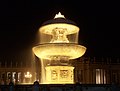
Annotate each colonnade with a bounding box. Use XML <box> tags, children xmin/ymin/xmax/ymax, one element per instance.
<box><xmin>0</xmin><ymin>70</ymin><xmax>34</xmax><ymax>84</ymax></box>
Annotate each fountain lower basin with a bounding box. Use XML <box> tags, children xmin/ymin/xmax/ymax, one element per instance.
<box><xmin>32</xmin><ymin>43</ymin><xmax>86</xmax><ymax>60</ymax></box>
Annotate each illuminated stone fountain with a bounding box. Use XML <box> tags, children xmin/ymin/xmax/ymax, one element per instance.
<box><xmin>32</xmin><ymin>12</ymin><xmax>86</xmax><ymax>84</ymax></box>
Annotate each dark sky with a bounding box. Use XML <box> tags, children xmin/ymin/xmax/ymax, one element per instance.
<box><xmin>0</xmin><ymin>1</ymin><xmax>120</xmax><ymax>63</ymax></box>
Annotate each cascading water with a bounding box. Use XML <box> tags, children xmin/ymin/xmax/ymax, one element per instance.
<box><xmin>40</xmin><ymin>59</ymin><xmax>46</xmax><ymax>84</ymax></box>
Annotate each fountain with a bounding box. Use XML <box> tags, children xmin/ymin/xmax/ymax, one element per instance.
<box><xmin>32</xmin><ymin>12</ymin><xmax>86</xmax><ymax>84</ymax></box>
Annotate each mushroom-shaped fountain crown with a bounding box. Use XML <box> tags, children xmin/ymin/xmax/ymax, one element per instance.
<box><xmin>41</xmin><ymin>12</ymin><xmax>77</xmax><ymax>26</ymax></box>
<box><xmin>33</xmin><ymin>12</ymin><xmax>86</xmax><ymax>60</ymax></box>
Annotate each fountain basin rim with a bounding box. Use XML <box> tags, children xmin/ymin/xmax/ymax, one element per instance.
<box><xmin>33</xmin><ymin>43</ymin><xmax>86</xmax><ymax>60</ymax></box>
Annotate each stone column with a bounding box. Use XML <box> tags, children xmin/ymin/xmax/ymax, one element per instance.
<box><xmin>15</xmin><ymin>72</ymin><xmax>18</xmax><ymax>84</ymax></box>
<box><xmin>10</xmin><ymin>72</ymin><xmax>13</xmax><ymax>82</ymax></box>
<box><xmin>74</xmin><ymin>67</ymin><xmax>78</xmax><ymax>83</ymax></box>
<box><xmin>21</xmin><ymin>72</ymin><xmax>24</xmax><ymax>83</ymax></box>
<box><xmin>0</xmin><ymin>62</ymin><xmax>1</xmax><ymax>67</ymax></box>
<box><xmin>92</xmin><ymin>69</ymin><xmax>96</xmax><ymax>84</ymax></box>
<box><xmin>89</xmin><ymin>69</ymin><xmax>92</xmax><ymax>84</ymax></box>
<box><xmin>5</xmin><ymin>72</ymin><xmax>7</xmax><ymax>84</ymax></box>
<box><xmin>83</xmin><ymin>63</ymin><xmax>87</xmax><ymax>84</ymax></box>
<box><xmin>106</xmin><ymin>70</ymin><xmax>110</xmax><ymax>84</ymax></box>
<box><xmin>0</xmin><ymin>72</ymin><xmax>1</xmax><ymax>84</ymax></box>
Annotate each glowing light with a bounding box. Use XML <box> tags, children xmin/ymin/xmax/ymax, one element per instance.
<box><xmin>25</xmin><ymin>72</ymin><xmax>32</xmax><ymax>78</ymax></box>
<box><xmin>54</xmin><ymin>12</ymin><xmax>65</xmax><ymax>19</ymax></box>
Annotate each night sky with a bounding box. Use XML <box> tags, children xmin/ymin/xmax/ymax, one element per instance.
<box><xmin>0</xmin><ymin>1</ymin><xmax>120</xmax><ymax>63</ymax></box>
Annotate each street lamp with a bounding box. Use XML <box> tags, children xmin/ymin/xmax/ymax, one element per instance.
<box><xmin>25</xmin><ymin>72</ymin><xmax>32</xmax><ymax>78</ymax></box>
<box><xmin>24</xmin><ymin>72</ymin><xmax>32</xmax><ymax>83</ymax></box>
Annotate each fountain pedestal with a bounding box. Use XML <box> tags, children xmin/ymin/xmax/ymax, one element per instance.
<box><xmin>45</xmin><ymin>66</ymin><xmax>74</xmax><ymax>84</ymax></box>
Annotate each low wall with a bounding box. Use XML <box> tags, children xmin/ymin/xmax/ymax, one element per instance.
<box><xmin>0</xmin><ymin>84</ymin><xmax>120</xmax><ymax>91</ymax></box>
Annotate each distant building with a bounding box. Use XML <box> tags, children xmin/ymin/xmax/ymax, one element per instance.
<box><xmin>0</xmin><ymin>57</ymin><xmax>120</xmax><ymax>85</ymax></box>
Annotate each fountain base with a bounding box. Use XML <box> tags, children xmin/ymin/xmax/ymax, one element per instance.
<box><xmin>45</xmin><ymin>66</ymin><xmax>74</xmax><ymax>84</ymax></box>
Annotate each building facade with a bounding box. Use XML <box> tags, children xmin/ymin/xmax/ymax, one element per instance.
<box><xmin>74</xmin><ymin>57</ymin><xmax>120</xmax><ymax>85</ymax></box>
<box><xmin>0</xmin><ymin>60</ymin><xmax>36</xmax><ymax>85</ymax></box>
<box><xmin>0</xmin><ymin>57</ymin><xmax>120</xmax><ymax>85</ymax></box>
